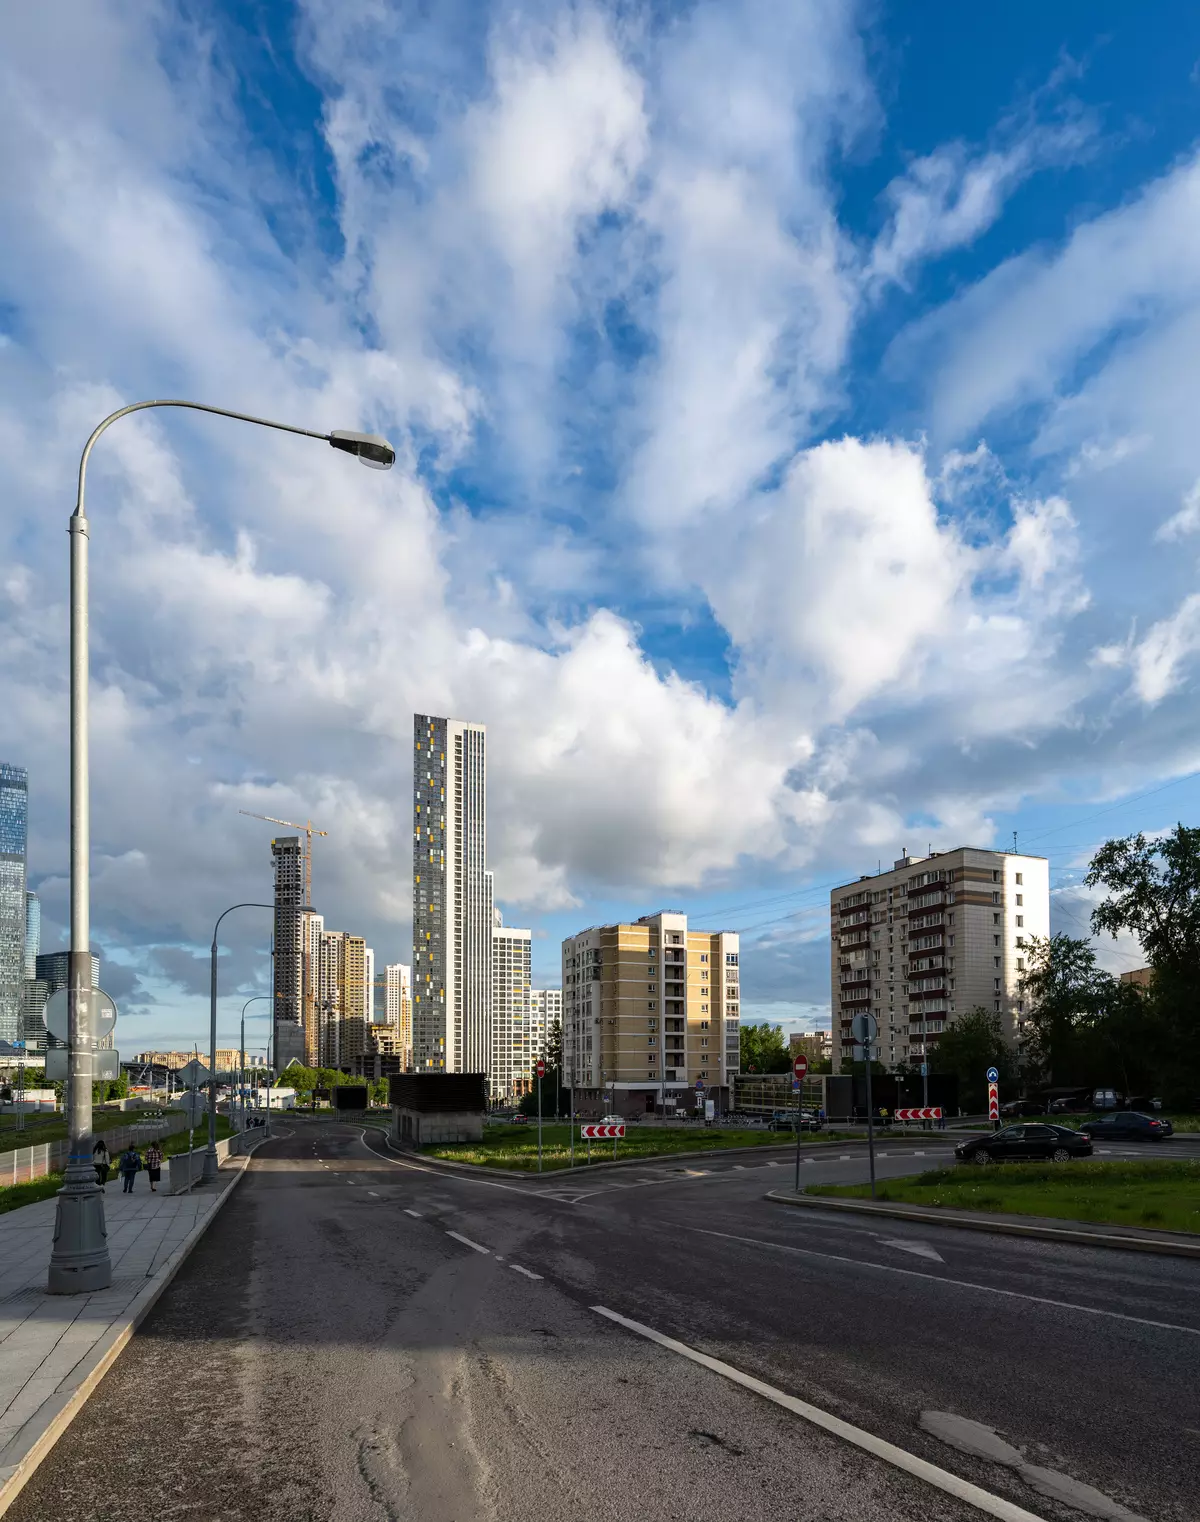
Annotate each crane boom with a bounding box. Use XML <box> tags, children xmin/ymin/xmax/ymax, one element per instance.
<box><xmin>239</xmin><ymin>809</ymin><xmax>328</xmax><ymax>905</ymax></box>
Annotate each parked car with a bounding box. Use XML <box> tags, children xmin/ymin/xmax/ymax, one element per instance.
<box><xmin>955</xmin><ymin>1123</ymin><xmax>1093</xmax><ymax>1165</ymax></box>
<box><xmin>769</xmin><ymin>1111</ymin><xmax>823</xmax><ymax>1133</ymax></box>
<box><xmin>599</xmin><ymin>1113</ymin><xmax>624</xmax><ymax>1124</ymax></box>
<box><xmin>1079</xmin><ymin>1111</ymin><xmax>1174</xmax><ymax>1143</ymax></box>
<box><xmin>999</xmin><ymin>1099</ymin><xmax>1047</xmax><ymax>1117</ymax></box>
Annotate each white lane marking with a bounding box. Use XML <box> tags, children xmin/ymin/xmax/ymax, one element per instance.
<box><xmin>767</xmin><ymin>1161</ymin><xmax>781</xmax><ymax>1167</ymax></box>
<box><xmin>839</xmin><ymin>1155</ymin><xmax>851</xmax><ymax>1160</ymax></box>
<box><xmin>732</xmin><ymin>1165</ymin><xmax>746</xmax><ymax>1171</ymax></box>
<box><xmin>356</xmin><ymin>1128</ymin><xmax>567</xmax><ymax>1200</ymax></box>
<box><xmin>879</xmin><ymin>1237</ymin><xmax>945</xmax><ymax>1263</ymax></box>
<box><xmin>914</xmin><ymin>1150</ymin><xmax>926</xmax><ymax>1156</ymax></box>
<box><xmin>403</xmin><ymin>1208</ymin><xmax>422</xmax><ymax>1218</ymax></box>
<box><xmin>446</xmin><ymin>1229</ymin><xmax>490</xmax><ymax>1255</ymax></box>
<box><xmin>591</xmin><ymin>1306</ymin><xmax>1050</xmax><ymax>1522</ymax></box>
<box><xmin>687</xmin><ymin>1227</ymin><xmax>1200</xmax><ymax>1338</ymax></box>
<box><xmin>368</xmin><ymin>1190</ymin><xmax>380</xmax><ymax>1197</ymax></box>
<box><xmin>511</xmin><ymin>1264</ymin><xmax>543</xmax><ymax>1280</ymax></box>
<box><xmin>877</xmin><ymin>1152</ymin><xmax>889</xmax><ymax>1158</ymax></box>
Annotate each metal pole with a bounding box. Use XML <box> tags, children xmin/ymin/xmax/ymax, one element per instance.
<box><xmin>569</xmin><ymin>1075</ymin><xmax>574</xmax><ymax>1169</ymax></box>
<box><xmin>865</xmin><ymin>1045</ymin><xmax>877</xmax><ymax>1201</ymax></box>
<box><xmin>48</xmin><ymin>511</ymin><xmax>111</xmax><ymax>1293</ymax></box>
<box><xmin>794</xmin><ymin>1076</ymin><xmax>803</xmax><ymax>1192</ymax></box>
<box><xmin>537</xmin><ymin>1070</ymin><xmax>543</xmax><ymax>1174</ymax></box>
<box><xmin>205</xmin><ymin>905</ymin><xmax>271</xmax><ymax>1182</ymax></box>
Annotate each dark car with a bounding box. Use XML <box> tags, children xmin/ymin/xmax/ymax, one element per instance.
<box><xmin>1079</xmin><ymin>1111</ymin><xmax>1174</xmax><ymax>1143</ymax></box>
<box><xmin>999</xmin><ymin>1099</ymin><xmax>1046</xmax><ymax>1118</ymax></box>
<box><xmin>955</xmin><ymin>1123</ymin><xmax>1093</xmax><ymax>1166</ymax></box>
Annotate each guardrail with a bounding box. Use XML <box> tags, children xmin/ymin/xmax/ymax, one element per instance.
<box><xmin>1</xmin><ymin>1111</ymin><xmax>191</xmax><ymax>1187</ymax></box>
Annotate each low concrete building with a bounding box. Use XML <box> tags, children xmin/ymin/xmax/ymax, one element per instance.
<box><xmin>389</xmin><ymin>1072</ymin><xmax>486</xmax><ymax>1146</ymax></box>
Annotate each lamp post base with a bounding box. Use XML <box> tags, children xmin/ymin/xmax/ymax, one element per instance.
<box><xmin>47</xmin><ymin>1176</ymin><xmax>111</xmax><ymax>1294</ymax></box>
<box><xmin>201</xmin><ymin>1147</ymin><xmax>219</xmax><ymax>1183</ymax></box>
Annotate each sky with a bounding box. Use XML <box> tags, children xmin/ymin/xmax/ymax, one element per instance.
<box><xmin>3</xmin><ymin>1</ymin><xmax>1200</xmax><ymax>1054</ymax></box>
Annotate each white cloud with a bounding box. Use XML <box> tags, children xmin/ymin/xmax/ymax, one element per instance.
<box><xmin>1097</xmin><ymin>594</ymin><xmax>1200</xmax><ymax>706</ymax></box>
<box><xmin>1155</xmin><ymin>477</ymin><xmax>1200</xmax><ymax>542</ymax></box>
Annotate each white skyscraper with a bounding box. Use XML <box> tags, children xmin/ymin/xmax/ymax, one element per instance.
<box><xmin>412</xmin><ymin>715</ymin><xmax>490</xmax><ymax>1073</ymax></box>
<box><xmin>491</xmin><ymin>925</ymin><xmax>532</xmax><ymax>1099</ymax></box>
<box><xmin>531</xmin><ymin>989</ymin><xmax>562</xmax><ymax>1065</ymax></box>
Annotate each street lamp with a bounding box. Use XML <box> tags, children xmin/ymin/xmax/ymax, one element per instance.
<box><xmin>48</xmin><ymin>400</ymin><xmax>394</xmax><ymax>1295</ymax></box>
<box><xmin>239</xmin><ymin>994</ymin><xmax>271</xmax><ymax>1130</ymax></box>
<box><xmin>205</xmin><ymin>904</ymin><xmax>272</xmax><ymax>1181</ymax></box>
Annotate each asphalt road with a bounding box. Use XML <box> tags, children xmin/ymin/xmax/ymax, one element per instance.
<box><xmin>11</xmin><ymin>1122</ymin><xmax>1198</xmax><ymax>1522</ymax></box>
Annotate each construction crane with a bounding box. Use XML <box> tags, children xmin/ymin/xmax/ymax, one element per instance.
<box><xmin>239</xmin><ymin>811</ymin><xmax>328</xmax><ymax>905</ymax></box>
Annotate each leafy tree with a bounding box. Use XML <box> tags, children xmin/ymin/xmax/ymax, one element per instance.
<box><xmin>1019</xmin><ymin>935</ymin><xmax>1115</xmax><ymax>1087</ymax></box>
<box><xmin>518</xmin><ymin>1065</ymin><xmax>568</xmax><ymax>1117</ymax></box>
<box><xmin>1087</xmin><ymin>826</ymin><xmax>1200</xmax><ymax>979</ymax></box>
<box><xmin>932</xmin><ymin>1007</ymin><xmax>1015</xmax><ymax>1111</ymax></box>
<box><xmin>738</xmin><ymin>1022</ymin><xmax>791</xmax><ymax>1073</ymax></box>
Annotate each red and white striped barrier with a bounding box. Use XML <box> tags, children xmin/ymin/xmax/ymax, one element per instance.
<box><xmin>988</xmin><ymin>1082</ymin><xmax>999</xmax><ymax>1122</ymax></box>
<box><xmin>580</xmin><ymin>1123</ymin><xmax>625</xmax><ymax>1139</ymax></box>
<box><xmin>894</xmin><ymin>1107</ymin><xmax>943</xmax><ymax>1122</ymax></box>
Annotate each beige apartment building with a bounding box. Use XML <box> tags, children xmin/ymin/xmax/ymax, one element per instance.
<box><xmin>315</xmin><ymin>929</ymin><xmax>369</xmax><ymax>1069</ymax></box>
<box><xmin>830</xmin><ymin>848</ymin><xmax>1049</xmax><ymax>1072</ymax></box>
<box><xmin>789</xmin><ymin>1030</ymin><xmax>832</xmax><ymax>1065</ymax></box>
<box><xmin>562</xmin><ymin>911</ymin><xmax>740</xmax><ymax>1115</ymax></box>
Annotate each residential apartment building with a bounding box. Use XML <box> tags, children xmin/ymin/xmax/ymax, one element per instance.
<box><xmin>132</xmin><ymin>1050</ymin><xmax>267</xmax><ymax>1071</ymax></box>
<box><xmin>829</xmin><ymin>848</ymin><xmax>1050</xmax><ymax>1072</ymax></box>
<box><xmin>561</xmin><ymin>911</ymin><xmax>741</xmax><ymax>1115</ymax></box>
<box><xmin>491</xmin><ymin>925</ymin><xmax>532</xmax><ymax>1099</ymax></box>
<box><xmin>412</xmin><ymin>715</ymin><xmax>490</xmax><ymax>1074</ymax></box>
<box><xmin>382</xmin><ymin>962</ymin><xmax>413</xmax><ymax>1067</ymax></box>
<box><xmin>315</xmin><ymin>929</ymin><xmax>369</xmax><ymax>1069</ymax></box>
<box><xmin>789</xmin><ymin>1030</ymin><xmax>831</xmax><ymax>1065</ymax></box>
<box><xmin>531</xmin><ymin>989</ymin><xmax>562</xmax><ymax>1066</ymax></box>
<box><xmin>0</xmin><ymin>763</ymin><xmax>28</xmax><ymax>1044</ymax></box>
<box><xmin>270</xmin><ymin>835</ymin><xmax>312</xmax><ymax>1070</ymax></box>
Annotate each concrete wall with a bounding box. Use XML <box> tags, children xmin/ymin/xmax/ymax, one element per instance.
<box><xmin>391</xmin><ymin>1106</ymin><xmax>483</xmax><ymax>1146</ymax></box>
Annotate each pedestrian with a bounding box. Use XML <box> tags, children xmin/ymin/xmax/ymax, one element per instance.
<box><xmin>92</xmin><ymin>1137</ymin><xmax>110</xmax><ymax>1189</ymax></box>
<box><xmin>145</xmin><ymin>1141</ymin><xmax>163</xmax><ymax>1193</ymax></box>
<box><xmin>118</xmin><ymin>1143</ymin><xmax>142</xmax><ymax>1194</ymax></box>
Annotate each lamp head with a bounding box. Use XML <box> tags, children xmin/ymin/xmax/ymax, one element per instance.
<box><xmin>328</xmin><ymin>429</ymin><xmax>396</xmax><ymax>470</ymax></box>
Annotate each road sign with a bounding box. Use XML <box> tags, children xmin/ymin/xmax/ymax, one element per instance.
<box><xmin>44</xmin><ymin>1048</ymin><xmax>119</xmax><ymax>1083</ymax></box>
<box><xmin>920</xmin><ymin>1062</ymin><xmax>929</xmax><ymax>1078</ymax></box>
<box><xmin>535</xmin><ymin>1059</ymin><xmax>545</xmax><ymax>1078</ymax></box>
<box><xmin>986</xmin><ymin>1066</ymin><xmax>999</xmax><ymax>1083</ymax></box>
<box><xmin>850</xmin><ymin>1013</ymin><xmax>878</xmax><ymax>1043</ymax></box>
<box><xmin>580</xmin><ymin>1123</ymin><xmax>624</xmax><ymax>1139</ymax></box>
<box><xmin>894</xmin><ymin>1107</ymin><xmax>943</xmax><ymax>1122</ymax></box>
<box><xmin>851</xmin><ymin>1044</ymin><xmax>874</xmax><ymax>1062</ymax></box>
<box><xmin>176</xmin><ymin>1089</ymin><xmax>207</xmax><ymax>1124</ymax></box>
<box><xmin>988</xmin><ymin>1081</ymin><xmax>999</xmax><ymax>1122</ymax></box>
<box><xmin>44</xmin><ymin>987</ymin><xmax>117</xmax><ymax>1044</ymax></box>
<box><xmin>695</xmin><ymin>1079</ymin><xmax>705</xmax><ymax>1090</ymax></box>
<box><xmin>178</xmin><ymin>1059</ymin><xmax>212</xmax><ymax>1088</ymax></box>
<box><xmin>793</xmin><ymin>1053</ymin><xmax>809</xmax><ymax>1080</ymax></box>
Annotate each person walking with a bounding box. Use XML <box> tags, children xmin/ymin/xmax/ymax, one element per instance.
<box><xmin>145</xmin><ymin>1141</ymin><xmax>163</xmax><ymax>1193</ymax></box>
<box><xmin>118</xmin><ymin>1143</ymin><xmax>142</xmax><ymax>1194</ymax></box>
<box><xmin>92</xmin><ymin>1137</ymin><xmax>110</xmax><ymax>1189</ymax></box>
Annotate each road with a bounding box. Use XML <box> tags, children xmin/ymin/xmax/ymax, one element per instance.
<box><xmin>11</xmin><ymin>1122</ymin><xmax>1197</xmax><ymax>1522</ymax></box>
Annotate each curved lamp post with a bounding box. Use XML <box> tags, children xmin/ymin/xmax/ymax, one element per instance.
<box><xmin>240</xmin><ymin>994</ymin><xmax>271</xmax><ymax>1128</ymax></box>
<box><xmin>49</xmin><ymin>400</ymin><xmax>394</xmax><ymax>1294</ymax></box>
<box><xmin>205</xmin><ymin>905</ymin><xmax>273</xmax><ymax>1181</ymax></box>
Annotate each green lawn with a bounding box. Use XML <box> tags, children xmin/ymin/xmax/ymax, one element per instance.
<box><xmin>0</xmin><ymin>1106</ymin><xmax>188</xmax><ymax>1151</ymax></box>
<box><xmin>0</xmin><ymin>1116</ymin><xmax>236</xmax><ymax>1216</ymax></box>
<box><xmin>809</xmin><ymin>1159</ymin><xmax>1200</xmax><ymax>1235</ymax></box>
<box><xmin>422</xmin><ymin>1122</ymin><xmax>856</xmax><ymax>1172</ymax></box>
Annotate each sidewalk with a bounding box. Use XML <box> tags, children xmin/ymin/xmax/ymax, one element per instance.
<box><xmin>0</xmin><ymin>1160</ymin><xmax>250</xmax><ymax>1514</ymax></box>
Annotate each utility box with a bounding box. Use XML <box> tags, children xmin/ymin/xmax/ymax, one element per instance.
<box><xmin>333</xmin><ymin>1084</ymin><xmax>369</xmax><ymax>1111</ymax></box>
<box><xmin>389</xmin><ymin>1073</ymin><xmax>486</xmax><ymax>1146</ymax></box>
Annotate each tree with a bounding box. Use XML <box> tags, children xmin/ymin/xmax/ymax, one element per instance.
<box><xmin>739</xmin><ymin>1023</ymin><xmax>791</xmax><ymax>1073</ymax></box>
<box><xmin>1019</xmin><ymin>935</ymin><xmax>1116</xmax><ymax>1088</ymax></box>
<box><xmin>1086</xmin><ymin>826</ymin><xmax>1200</xmax><ymax>980</ymax></box>
<box><xmin>932</xmin><ymin>1007</ymin><xmax>1015</xmax><ymax>1111</ymax></box>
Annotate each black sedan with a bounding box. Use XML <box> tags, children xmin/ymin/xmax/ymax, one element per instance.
<box><xmin>1079</xmin><ymin>1111</ymin><xmax>1174</xmax><ymax>1143</ymax></box>
<box><xmin>955</xmin><ymin>1123</ymin><xmax>1093</xmax><ymax>1165</ymax></box>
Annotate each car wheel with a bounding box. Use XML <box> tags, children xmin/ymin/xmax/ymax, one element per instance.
<box><xmin>970</xmin><ymin>1148</ymin><xmax>991</xmax><ymax>1165</ymax></box>
<box><xmin>1051</xmin><ymin>1147</ymin><xmax>1071</xmax><ymax>1163</ymax></box>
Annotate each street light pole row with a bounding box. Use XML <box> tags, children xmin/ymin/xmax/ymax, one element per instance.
<box><xmin>48</xmin><ymin>400</ymin><xmax>394</xmax><ymax>1295</ymax></box>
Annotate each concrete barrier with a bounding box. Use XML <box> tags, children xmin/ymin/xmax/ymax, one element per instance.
<box><xmin>165</xmin><ymin>1132</ymin><xmax>249</xmax><ymax>1194</ymax></box>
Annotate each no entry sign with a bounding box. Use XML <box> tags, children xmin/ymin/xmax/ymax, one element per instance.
<box><xmin>536</xmin><ymin>1059</ymin><xmax>545</xmax><ymax>1078</ymax></box>
<box><xmin>792</xmin><ymin>1053</ymin><xmax>809</xmax><ymax>1080</ymax></box>
<box><xmin>894</xmin><ymin>1107</ymin><xmax>942</xmax><ymax>1122</ymax></box>
<box><xmin>580</xmin><ymin>1123</ymin><xmax>624</xmax><ymax>1139</ymax></box>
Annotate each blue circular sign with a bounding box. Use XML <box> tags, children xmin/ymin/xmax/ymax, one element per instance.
<box><xmin>986</xmin><ymin>1066</ymin><xmax>999</xmax><ymax>1083</ymax></box>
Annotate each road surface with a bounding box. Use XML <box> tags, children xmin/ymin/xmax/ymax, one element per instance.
<box><xmin>11</xmin><ymin>1121</ymin><xmax>1196</xmax><ymax>1522</ymax></box>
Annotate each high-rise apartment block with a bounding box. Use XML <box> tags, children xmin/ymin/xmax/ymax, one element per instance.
<box><xmin>270</xmin><ymin>835</ymin><xmax>312</xmax><ymax>1070</ymax></box>
<box><xmin>0</xmin><ymin>763</ymin><xmax>29</xmax><ymax>1044</ymax></box>
<box><xmin>383</xmin><ymin>962</ymin><xmax>412</xmax><ymax>1067</ymax></box>
<box><xmin>531</xmin><ymin>989</ymin><xmax>562</xmax><ymax>1066</ymax></box>
<box><xmin>490</xmin><ymin>925</ymin><xmax>531</xmax><ymax>1099</ymax></box>
<box><xmin>829</xmin><ymin>848</ymin><xmax>1049</xmax><ymax>1072</ymax></box>
<box><xmin>34</xmin><ymin>951</ymin><xmax>100</xmax><ymax>992</ymax></box>
<box><xmin>562</xmin><ymin>911</ymin><xmax>741</xmax><ymax>1114</ymax></box>
<box><xmin>412</xmin><ymin>716</ymin><xmax>490</xmax><ymax>1073</ymax></box>
<box><xmin>315</xmin><ymin>929</ymin><xmax>369</xmax><ymax>1068</ymax></box>
<box><xmin>23</xmin><ymin>891</ymin><xmax>39</xmax><ymax>979</ymax></box>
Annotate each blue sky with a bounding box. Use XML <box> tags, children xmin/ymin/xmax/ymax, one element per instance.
<box><xmin>3</xmin><ymin>1</ymin><xmax>1200</xmax><ymax>1052</ymax></box>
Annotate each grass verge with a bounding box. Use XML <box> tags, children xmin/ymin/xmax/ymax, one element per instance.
<box><xmin>809</xmin><ymin>1158</ymin><xmax>1200</xmax><ymax>1235</ymax></box>
<box><xmin>0</xmin><ymin>1117</ymin><xmax>236</xmax><ymax>1216</ymax></box>
<box><xmin>422</xmin><ymin>1122</ymin><xmax>858</xmax><ymax>1172</ymax></box>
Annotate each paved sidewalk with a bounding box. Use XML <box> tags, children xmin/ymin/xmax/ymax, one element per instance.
<box><xmin>0</xmin><ymin>1165</ymin><xmax>248</xmax><ymax>1512</ymax></box>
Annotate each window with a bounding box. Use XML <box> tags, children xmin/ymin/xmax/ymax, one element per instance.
<box><xmin>1016</xmin><ymin>916</ymin><xmax>1024</xmax><ymax>928</ymax></box>
<box><xmin>992</xmin><ymin>870</ymin><xmax>999</xmax><ymax>882</ymax></box>
<box><xmin>701</xmin><ymin>1038</ymin><xmax>708</xmax><ymax>1047</ymax></box>
<box><xmin>994</xmin><ymin>956</ymin><xmax>1001</xmax><ymax>968</ymax></box>
<box><xmin>648</xmin><ymin>1000</ymin><xmax>657</xmax><ymax>1010</ymax></box>
<box><xmin>1015</xmin><ymin>872</ymin><xmax>1023</xmax><ymax>885</ymax></box>
<box><xmin>648</xmin><ymin>1036</ymin><xmax>657</xmax><ymax>1046</ymax></box>
<box><xmin>1016</xmin><ymin>894</ymin><xmax>1023</xmax><ymax>907</ymax></box>
<box><xmin>993</xmin><ymin>913</ymin><xmax>1001</xmax><ymax>925</ymax></box>
<box><xmin>700</xmin><ymin>953</ymin><xmax>708</xmax><ymax>963</ymax></box>
<box><xmin>1016</xmin><ymin>959</ymin><xmax>1025</xmax><ymax>972</ymax></box>
<box><xmin>994</xmin><ymin>935</ymin><xmax>1000</xmax><ymax>947</ymax></box>
<box><xmin>992</xmin><ymin>892</ymin><xmax>1000</xmax><ymax>904</ymax></box>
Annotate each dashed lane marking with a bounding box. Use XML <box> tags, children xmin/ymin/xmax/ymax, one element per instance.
<box><xmin>403</xmin><ymin>1208</ymin><xmax>421</xmax><ymax>1218</ymax></box>
<box><xmin>591</xmin><ymin>1306</ymin><xmax>1051</xmax><ymax>1522</ymax></box>
<box><xmin>368</xmin><ymin>1191</ymin><xmax>380</xmax><ymax>1197</ymax></box>
<box><xmin>446</xmin><ymin>1230</ymin><xmax>490</xmax><ymax>1255</ymax></box>
<box><xmin>511</xmin><ymin>1264</ymin><xmax>543</xmax><ymax>1280</ymax></box>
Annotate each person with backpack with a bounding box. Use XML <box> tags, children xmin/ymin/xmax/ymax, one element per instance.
<box><xmin>92</xmin><ymin>1137</ymin><xmax>110</xmax><ymax>1188</ymax></box>
<box><xmin>118</xmin><ymin>1143</ymin><xmax>142</xmax><ymax>1194</ymax></box>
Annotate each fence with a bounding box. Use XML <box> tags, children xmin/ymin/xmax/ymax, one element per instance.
<box><xmin>1</xmin><ymin>1111</ymin><xmax>191</xmax><ymax>1188</ymax></box>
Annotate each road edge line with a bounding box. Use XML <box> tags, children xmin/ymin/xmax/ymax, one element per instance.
<box><xmin>590</xmin><ymin>1305</ymin><xmax>1050</xmax><ymax>1522</ymax></box>
<box><xmin>0</xmin><ymin>1145</ymin><xmax>261</xmax><ymax>1518</ymax></box>
<box><xmin>764</xmin><ymin>1189</ymin><xmax>1200</xmax><ymax>1259</ymax></box>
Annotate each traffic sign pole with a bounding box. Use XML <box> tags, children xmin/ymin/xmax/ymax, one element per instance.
<box><xmin>536</xmin><ymin>1058</ymin><xmax>545</xmax><ymax>1174</ymax></box>
<box><xmin>792</xmin><ymin>1053</ymin><xmax>809</xmax><ymax>1191</ymax></box>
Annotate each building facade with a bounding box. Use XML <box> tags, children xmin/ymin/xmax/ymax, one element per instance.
<box><xmin>561</xmin><ymin>911</ymin><xmax>741</xmax><ymax>1115</ymax></box>
<box><xmin>412</xmin><ymin>715</ymin><xmax>490</xmax><ymax>1074</ymax></box>
<box><xmin>789</xmin><ymin>1030</ymin><xmax>831</xmax><ymax>1065</ymax></box>
<box><xmin>270</xmin><ymin>836</ymin><xmax>312</xmax><ymax>1070</ymax></box>
<box><xmin>829</xmin><ymin>848</ymin><xmax>1050</xmax><ymax>1072</ymax></box>
<box><xmin>23</xmin><ymin>891</ymin><xmax>39</xmax><ymax>979</ymax></box>
<box><xmin>33</xmin><ymin>951</ymin><xmax>100</xmax><ymax>993</ymax></box>
<box><xmin>314</xmin><ymin>929</ymin><xmax>369</xmax><ymax>1070</ymax></box>
<box><xmin>383</xmin><ymin>962</ymin><xmax>413</xmax><ymax>1067</ymax></box>
<box><xmin>530</xmin><ymin>989</ymin><xmax>562</xmax><ymax>1068</ymax></box>
<box><xmin>490</xmin><ymin>926</ymin><xmax>531</xmax><ymax>1099</ymax></box>
<box><xmin>0</xmin><ymin>763</ymin><xmax>29</xmax><ymax>1044</ymax></box>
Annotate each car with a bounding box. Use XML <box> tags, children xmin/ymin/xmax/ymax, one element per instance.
<box><xmin>954</xmin><ymin>1123</ymin><xmax>1093</xmax><ymax>1165</ymax></box>
<box><xmin>599</xmin><ymin>1113</ymin><xmax>624</xmax><ymax>1124</ymax></box>
<box><xmin>1079</xmin><ymin>1111</ymin><xmax>1174</xmax><ymax>1143</ymax></box>
<box><xmin>999</xmin><ymin>1099</ymin><xmax>1047</xmax><ymax>1118</ymax></box>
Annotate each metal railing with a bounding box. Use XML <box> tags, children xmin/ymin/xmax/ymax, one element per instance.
<box><xmin>2</xmin><ymin>1111</ymin><xmax>190</xmax><ymax>1187</ymax></box>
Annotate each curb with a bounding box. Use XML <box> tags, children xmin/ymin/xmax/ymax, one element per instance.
<box><xmin>0</xmin><ymin>1144</ymin><xmax>264</xmax><ymax>1517</ymax></box>
<box><xmin>764</xmin><ymin>1189</ymin><xmax>1200</xmax><ymax>1260</ymax></box>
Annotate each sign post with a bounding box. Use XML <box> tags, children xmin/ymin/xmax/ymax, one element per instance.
<box><xmin>850</xmin><ymin>1014</ymin><xmax>879</xmax><ymax>1199</ymax></box>
<box><xmin>536</xmin><ymin>1059</ymin><xmax>545</xmax><ymax>1174</ymax></box>
<box><xmin>792</xmin><ymin>1052</ymin><xmax>809</xmax><ymax>1191</ymax></box>
<box><xmin>987</xmin><ymin>1066</ymin><xmax>1000</xmax><ymax>1128</ymax></box>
